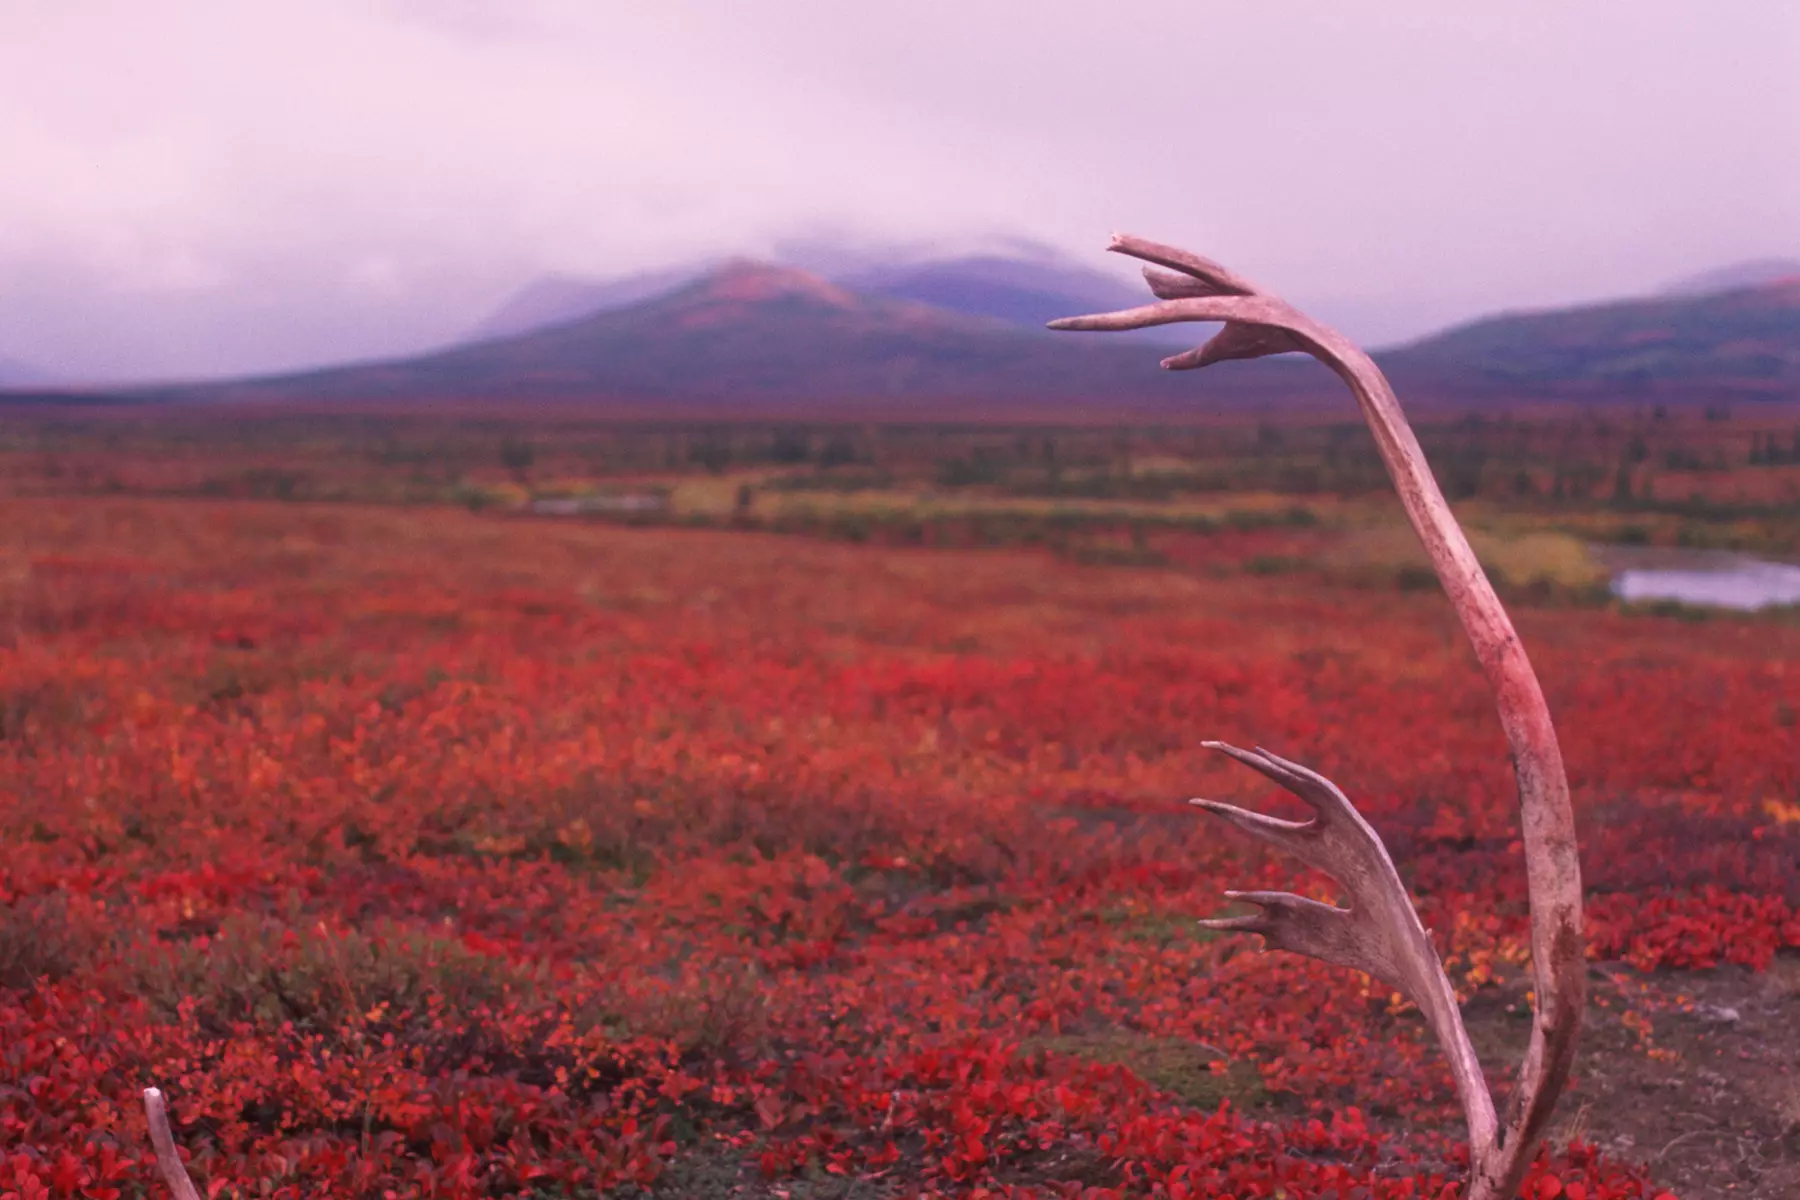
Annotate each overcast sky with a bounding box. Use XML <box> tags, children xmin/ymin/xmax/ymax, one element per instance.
<box><xmin>2</xmin><ymin>1</ymin><xmax>1796</xmax><ymax>383</ymax></box>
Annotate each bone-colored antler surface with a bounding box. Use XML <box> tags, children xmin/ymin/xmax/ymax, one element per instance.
<box><xmin>143</xmin><ymin>1088</ymin><xmax>203</xmax><ymax>1200</ymax></box>
<box><xmin>1192</xmin><ymin>742</ymin><xmax>1499</xmax><ymax>1157</ymax></box>
<box><xmin>1051</xmin><ymin>235</ymin><xmax>1585</xmax><ymax>1200</ymax></box>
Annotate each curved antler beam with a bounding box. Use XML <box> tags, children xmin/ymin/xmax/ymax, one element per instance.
<box><xmin>1051</xmin><ymin>235</ymin><xmax>1584</xmax><ymax>1200</ymax></box>
<box><xmin>144</xmin><ymin>1088</ymin><xmax>203</xmax><ymax>1200</ymax></box>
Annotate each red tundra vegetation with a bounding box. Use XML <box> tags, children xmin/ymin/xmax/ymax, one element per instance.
<box><xmin>2</xmin><ymin>486</ymin><xmax>1796</xmax><ymax>1198</ymax></box>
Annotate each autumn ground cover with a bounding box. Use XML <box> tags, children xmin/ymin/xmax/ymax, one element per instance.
<box><xmin>1</xmin><ymin>421</ymin><xmax>1798</xmax><ymax>1197</ymax></box>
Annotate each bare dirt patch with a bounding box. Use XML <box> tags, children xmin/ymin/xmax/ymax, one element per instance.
<box><xmin>1466</xmin><ymin>954</ymin><xmax>1800</xmax><ymax>1198</ymax></box>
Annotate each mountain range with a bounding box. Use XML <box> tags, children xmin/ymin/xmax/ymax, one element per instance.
<box><xmin>467</xmin><ymin>251</ymin><xmax>1172</xmax><ymax>347</ymax></box>
<box><xmin>1660</xmin><ymin>258</ymin><xmax>1800</xmax><ymax>297</ymax></box>
<box><xmin>1386</xmin><ymin>272</ymin><xmax>1800</xmax><ymax>401</ymax></box>
<box><xmin>11</xmin><ymin>249</ymin><xmax>1800</xmax><ymax>413</ymax></box>
<box><xmin>140</xmin><ymin>260</ymin><xmax>1231</xmax><ymax>415</ymax></box>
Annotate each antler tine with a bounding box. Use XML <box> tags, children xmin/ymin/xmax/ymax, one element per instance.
<box><xmin>143</xmin><ymin>1088</ymin><xmax>203</xmax><ymax>1200</ymax></box>
<box><xmin>1053</xmin><ymin>236</ymin><xmax>1583</xmax><ymax>1200</ymax></box>
<box><xmin>1190</xmin><ymin>742</ymin><xmax>1368</xmax><ymax>874</ymax></box>
<box><xmin>1203</xmin><ymin>742</ymin><xmax>1349</xmax><ymax>815</ymax></box>
<box><xmin>1190</xmin><ymin>742</ymin><xmax>1500</xmax><ymax>1157</ymax></box>
<box><xmin>1200</xmin><ymin>890</ymin><xmax>1407</xmax><ymax>996</ymax></box>
<box><xmin>1044</xmin><ymin>256</ymin><xmax>1314</xmax><ymax>369</ymax></box>
<box><xmin>1045</xmin><ymin>296</ymin><xmax>1258</xmax><ymax>334</ymax></box>
<box><xmin>1144</xmin><ymin>267</ymin><xmax>1225</xmax><ymax>301</ymax></box>
<box><xmin>1107</xmin><ymin>233</ymin><xmax>1259</xmax><ymax>295</ymax></box>
<box><xmin>1164</xmin><ymin>323</ymin><xmax>1311</xmax><ymax>371</ymax></box>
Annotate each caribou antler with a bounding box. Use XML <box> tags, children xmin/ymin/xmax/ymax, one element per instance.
<box><xmin>143</xmin><ymin>1088</ymin><xmax>203</xmax><ymax>1200</ymax></box>
<box><xmin>1050</xmin><ymin>235</ymin><xmax>1584</xmax><ymax>1200</ymax></box>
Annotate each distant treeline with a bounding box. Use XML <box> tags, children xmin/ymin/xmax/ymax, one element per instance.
<box><xmin>3</xmin><ymin>402</ymin><xmax>1799</xmax><ymax>521</ymax></box>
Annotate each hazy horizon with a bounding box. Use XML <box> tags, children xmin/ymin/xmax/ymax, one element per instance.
<box><xmin>3</xmin><ymin>1</ymin><xmax>1796</xmax><ymax>385</ymax></box>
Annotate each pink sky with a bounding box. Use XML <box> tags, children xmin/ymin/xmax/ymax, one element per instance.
<box><xmin>2</xmin><ymin>1</ymin><xmax>1796</xmax><ymax>382</ymax></box>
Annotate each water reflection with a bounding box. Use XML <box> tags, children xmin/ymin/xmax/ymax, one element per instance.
<box><xmin>1612</xmin><ymin>558</ymin><xmax>1800</xmax><ymax>611</ymax></box>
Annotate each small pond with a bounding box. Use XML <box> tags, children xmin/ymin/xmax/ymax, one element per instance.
<box><xmin>1607</xmin><ymin>553</ymin><xmax>1800</xmax><ymax>612</ymax></box>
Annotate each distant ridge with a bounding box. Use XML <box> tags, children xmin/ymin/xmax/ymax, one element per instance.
<box><xmin>1384</xmin><ymin>275</ymin><xmax>1800</xmax><ymax>400</ymax></box>
<box><xmin>467</xmin><ymin>249</ymin><xmax>1168</xmax><ymax>344</ymax></box>
<box><xmin>1661</xmin><ymin>258</ymin><xmax>1800</xmax><ymax>297</ymax></box>
<box><xmin>139</xmin><ymin>259</ymin><xmax>1305</xmax><ymax>413</ymax></box>
<box><xmin>44</xmin><ymin>255</ymin><xmax>1800</xmax><ymax>414</ymax></box>
<box><xmin>469</xmin><ymin>264</ymin><xmax>715</xmax><ymax>341</ymax></box>
<box><xmin>838</xmin><ymin>254</ymin><xmax>1154</xmax><ymax>333</ymax></box>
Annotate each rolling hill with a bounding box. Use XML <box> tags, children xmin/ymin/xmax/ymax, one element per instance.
<box><xmin>836</xmin><ymin>254</ymin><xmax>1160</xmax><ymax>334</ymax></box>
<box><xmin>469</xmin><ymin>265</ymin><xmax>716</xmax><ymax>341</ymax></box>
<box><xmin>22</xmin><ymin>254</ymin><xmax>1800</xmax><ymax>414</ymax></box>
<box><xmin>1383</xmin><ymin>274</ymin><xmax>1800</xmax><ymax>401</ymax></box>
<box><xmin>466</xmin><ymin>250</ymin><xmax>1170</xmax><ymax>344</ymax></box>
<box><xmin>139</xmin><ymin>259</ymin><xmax>1325</xmax><ymax>412</ymax></box>
<box><xmin>1661</xmin><ymin>258</ymin><xmax>1800</xmax><ymax>297</ymax></box>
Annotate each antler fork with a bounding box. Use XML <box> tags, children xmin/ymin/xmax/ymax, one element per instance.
<box><xmin>1051</xmin><ymin>236</ymin><xmax>1584</xmax><ymax>1200</ymax></box>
